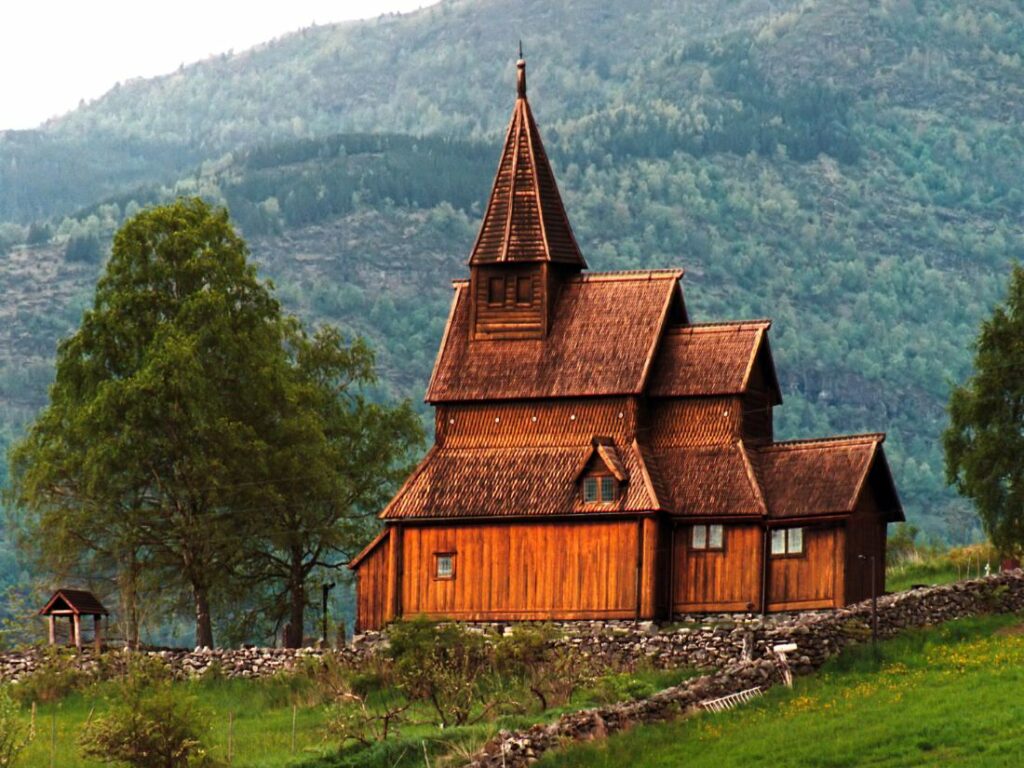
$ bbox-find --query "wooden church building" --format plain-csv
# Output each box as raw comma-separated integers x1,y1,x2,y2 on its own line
351,57,902,632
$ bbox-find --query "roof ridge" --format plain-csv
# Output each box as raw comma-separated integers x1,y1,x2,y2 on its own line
570,269,684,283
667,319,773,332
762,433,886,451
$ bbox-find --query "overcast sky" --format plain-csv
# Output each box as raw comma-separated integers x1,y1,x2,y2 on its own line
0,1,432,130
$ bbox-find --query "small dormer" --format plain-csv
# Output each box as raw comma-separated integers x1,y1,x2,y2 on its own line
577,438,628,505
468,55,585,340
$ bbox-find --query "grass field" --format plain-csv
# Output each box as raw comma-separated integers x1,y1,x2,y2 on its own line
10,664,696,768
539,612,1024,768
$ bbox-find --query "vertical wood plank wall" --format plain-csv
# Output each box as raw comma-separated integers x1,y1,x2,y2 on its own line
672,524,762,612
767,525,841,611
844,487,886,604
400,520,640,620
355,535,390,633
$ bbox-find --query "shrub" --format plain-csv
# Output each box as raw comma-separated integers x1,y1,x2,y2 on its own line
386,618,497,727
12,649,89,704
0,685,33,767
78,678,220,768
313,653,408,747
493,625,599,711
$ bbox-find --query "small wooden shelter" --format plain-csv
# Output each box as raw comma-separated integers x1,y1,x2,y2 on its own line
40,589,108,651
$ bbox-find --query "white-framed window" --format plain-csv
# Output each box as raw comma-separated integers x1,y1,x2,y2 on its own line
691,524,724,551
771,527,804,556
435,552,455,579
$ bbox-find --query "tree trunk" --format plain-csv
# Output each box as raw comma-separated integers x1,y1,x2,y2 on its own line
286,549,306,648
193,584,214,649
118,551,141,649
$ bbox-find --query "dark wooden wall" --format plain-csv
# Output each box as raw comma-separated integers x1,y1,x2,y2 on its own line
355,533,390,633
671,523,762,612
844,486,887,604
399,520,640,620
471,264,545,339
766,525,844,611
741,356,773,445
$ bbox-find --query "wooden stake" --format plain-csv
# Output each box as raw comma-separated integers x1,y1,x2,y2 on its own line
227,711,234,765
291,704,297,754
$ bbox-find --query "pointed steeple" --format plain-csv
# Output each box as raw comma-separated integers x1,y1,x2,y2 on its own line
468,55,587,267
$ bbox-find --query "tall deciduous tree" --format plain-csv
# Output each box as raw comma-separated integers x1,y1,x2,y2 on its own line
10,198,290,648
944,264,1024,555
245,327,423,647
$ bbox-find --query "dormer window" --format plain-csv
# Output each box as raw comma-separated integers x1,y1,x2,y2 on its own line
583,475,618,503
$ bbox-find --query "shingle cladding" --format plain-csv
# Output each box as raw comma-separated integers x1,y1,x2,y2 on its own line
753,435,902,520
426,272,681,402
647,322,772,398
378,59,902,526
380,441,659,520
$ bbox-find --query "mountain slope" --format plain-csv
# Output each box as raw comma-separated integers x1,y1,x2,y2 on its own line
3,0,1024,544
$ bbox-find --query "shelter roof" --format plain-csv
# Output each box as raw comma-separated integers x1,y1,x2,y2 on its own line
39,589,109,616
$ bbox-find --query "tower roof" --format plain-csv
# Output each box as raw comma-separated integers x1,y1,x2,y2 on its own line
468,57,587,267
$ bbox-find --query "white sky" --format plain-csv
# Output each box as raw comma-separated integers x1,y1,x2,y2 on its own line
0,1,431,130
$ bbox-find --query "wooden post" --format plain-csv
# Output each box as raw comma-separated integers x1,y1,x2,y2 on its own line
638,516,659,619
93,615,102,653
72,614,82,651
48,615,55,646
385,526,402,623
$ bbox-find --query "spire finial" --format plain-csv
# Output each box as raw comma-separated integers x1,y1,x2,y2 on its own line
516,41,526,99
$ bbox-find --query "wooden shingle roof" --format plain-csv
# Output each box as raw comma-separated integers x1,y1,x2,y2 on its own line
468,58,585,267
39,589,109,616
427,271,682,402
380,440,660,520
647,321,781,402
649,443,767,517
754,435,904,521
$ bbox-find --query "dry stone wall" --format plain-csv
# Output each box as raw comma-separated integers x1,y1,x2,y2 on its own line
464,570,1024,767
2,570,1023,768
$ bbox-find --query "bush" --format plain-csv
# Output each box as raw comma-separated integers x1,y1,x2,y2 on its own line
78,677,220,768
12,649,89,704
386,618,497,727
312,653,408,747
493,625,599,711
0,685,33,767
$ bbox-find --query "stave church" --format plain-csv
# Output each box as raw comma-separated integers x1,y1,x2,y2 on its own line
350,56,902,632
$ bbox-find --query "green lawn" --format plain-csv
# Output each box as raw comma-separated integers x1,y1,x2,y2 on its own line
886,560,961,593
539,613,1024,768
10,664,697,768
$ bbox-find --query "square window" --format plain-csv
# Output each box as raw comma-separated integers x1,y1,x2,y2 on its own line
771,529,786,555
708,524,724,549
435,553,454,579
583,477,599,502
516,276,533,304
691,525,707,550
600,477,616,502
787,527,804,554
488,277,505,305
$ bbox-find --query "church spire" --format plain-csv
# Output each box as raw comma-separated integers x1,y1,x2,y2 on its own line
468,54,586,267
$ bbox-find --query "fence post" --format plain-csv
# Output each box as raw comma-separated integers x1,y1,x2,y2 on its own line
291,703,297,754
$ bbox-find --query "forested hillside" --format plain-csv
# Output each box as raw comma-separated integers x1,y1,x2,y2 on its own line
3,0,1024,577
